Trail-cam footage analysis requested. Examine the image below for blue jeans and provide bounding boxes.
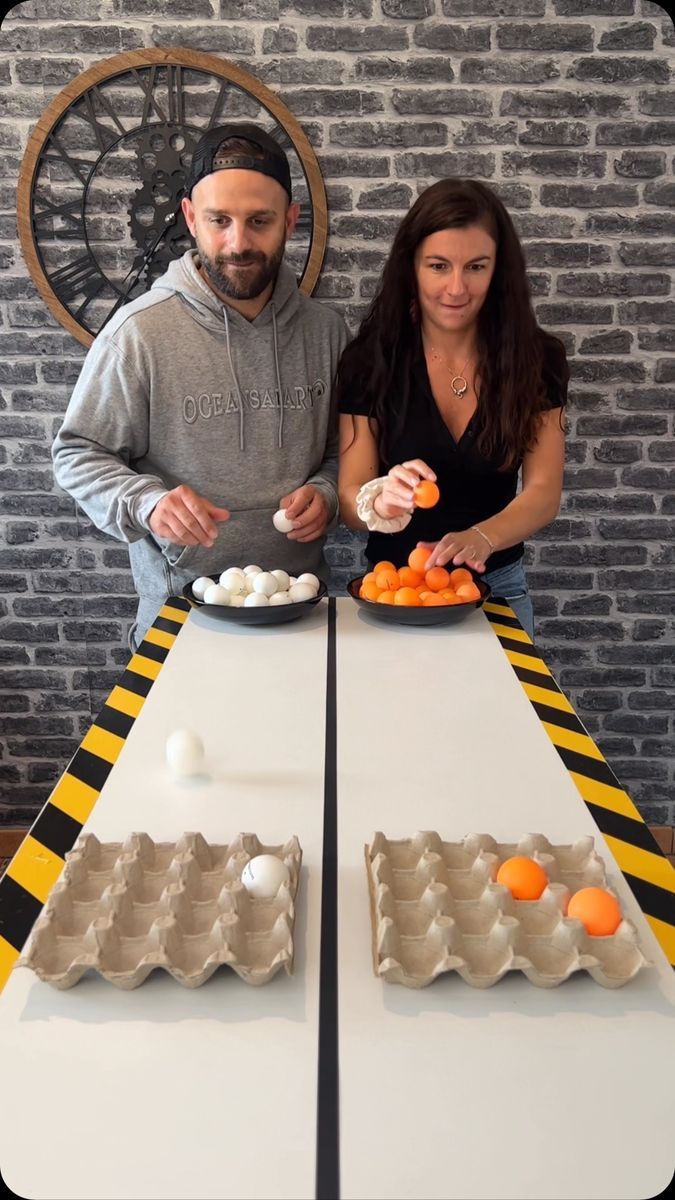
[483,557,534,641]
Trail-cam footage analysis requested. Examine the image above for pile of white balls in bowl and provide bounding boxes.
[191,565,322,608]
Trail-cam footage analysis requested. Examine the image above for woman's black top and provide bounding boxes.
[340,336,568,571]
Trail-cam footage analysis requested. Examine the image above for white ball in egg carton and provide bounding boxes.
[273,508,294,534]
[241,854,290,899]
[166,728,204,778]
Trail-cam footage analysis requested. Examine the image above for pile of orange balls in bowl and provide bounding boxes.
[348,547,490,626]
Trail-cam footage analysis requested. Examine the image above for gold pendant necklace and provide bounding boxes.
[428,345,473,398]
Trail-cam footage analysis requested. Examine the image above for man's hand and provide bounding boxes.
[149,485,230,547]
[280,485,329,543]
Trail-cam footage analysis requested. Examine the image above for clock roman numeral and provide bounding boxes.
[50,253,105,316]
[43,132,93,186]
[295,210,313,236]
[166,65,185,126]
[70,86,126,153]
[134,65,168,126]
[33,196,84,240]
[206,82,230,130]
[268,123,293,152]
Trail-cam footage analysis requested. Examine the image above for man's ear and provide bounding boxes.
[285,201,301,239]
[181,196,196,238]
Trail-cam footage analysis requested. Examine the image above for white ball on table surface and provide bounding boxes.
[244,592,269,607]
[272,508,294,534]
[253,571,279,597]
[203,584,231,606]
[241,854,290,899]
[191,576,213,601]
[166,729,204,778]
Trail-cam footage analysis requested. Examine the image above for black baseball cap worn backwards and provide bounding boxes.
[185,123,293,202]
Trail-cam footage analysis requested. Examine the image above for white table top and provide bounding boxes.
[1,597,673,1200]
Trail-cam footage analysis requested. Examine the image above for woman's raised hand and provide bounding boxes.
[373,459,436,520]
[418,529,488,572]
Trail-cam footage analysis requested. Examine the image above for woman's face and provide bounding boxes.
[414,223,497,337]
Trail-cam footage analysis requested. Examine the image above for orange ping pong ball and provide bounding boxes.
[413,480,440,509]
[567,887,622,936]
[496,856,548,901]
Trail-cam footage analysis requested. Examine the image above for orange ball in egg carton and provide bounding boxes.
[496,855,549,901]
[566,887,622,937]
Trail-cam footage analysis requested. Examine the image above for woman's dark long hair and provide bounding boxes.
[335,179,567,469]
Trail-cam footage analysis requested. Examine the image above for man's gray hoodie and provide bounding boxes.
[52,250,349,635]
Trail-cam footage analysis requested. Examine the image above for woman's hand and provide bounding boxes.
[418,530,488,573]
[374,459,436,520]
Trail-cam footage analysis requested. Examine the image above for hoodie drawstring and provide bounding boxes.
[223,306,246,451]
[223,301,285,452]
[271,305,284,449]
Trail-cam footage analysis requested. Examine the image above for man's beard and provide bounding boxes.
[198,236,286,301]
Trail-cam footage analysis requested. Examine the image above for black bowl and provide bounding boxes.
[346,574,490,626]
[183,576,328,625]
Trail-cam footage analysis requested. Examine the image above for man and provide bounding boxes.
[52,123,348,647]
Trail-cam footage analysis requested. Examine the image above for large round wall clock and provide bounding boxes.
[17,47,327,348]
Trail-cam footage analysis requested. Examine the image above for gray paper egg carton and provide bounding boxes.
[366,832,649,989]
[20,831,302,989]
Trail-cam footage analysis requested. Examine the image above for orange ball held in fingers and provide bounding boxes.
[394,587,422,606]
[456,582,481,602]
[373,560,396,575]
[360,580,381,602]
[496,856,548,901]
[449,567,473,588]
[377,590,396,604]
[425,566,451,592]
[414,480,440,509]
[375,567,400,592]
[408,546,431,575]
[567,887,622,937]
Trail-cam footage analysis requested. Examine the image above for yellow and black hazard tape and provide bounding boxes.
[484,599,675,968]
[0,599,190,993]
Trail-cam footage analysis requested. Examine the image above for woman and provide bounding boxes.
[337,179,569,639]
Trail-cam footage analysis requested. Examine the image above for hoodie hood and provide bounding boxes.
[150,250,301,450]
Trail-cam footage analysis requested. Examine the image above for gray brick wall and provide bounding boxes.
[0,0,674,824]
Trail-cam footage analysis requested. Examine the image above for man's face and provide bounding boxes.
[182,170,299,301]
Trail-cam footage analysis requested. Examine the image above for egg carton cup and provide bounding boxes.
[19,832,302,989]
[366,832,650,989]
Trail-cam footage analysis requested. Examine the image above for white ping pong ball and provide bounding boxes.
[166,729,204,778]
[220,567,247,594]
[273,509,294,533]
[203,584,231,606]
[296,573,320,592]
[269,591,291,606]
[241,855,290,899]
[271,569,291,591]
[289,582,315,603]
[191,576,212,600]
[244,592,269,607]
[253,571,278,596]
